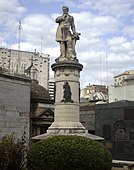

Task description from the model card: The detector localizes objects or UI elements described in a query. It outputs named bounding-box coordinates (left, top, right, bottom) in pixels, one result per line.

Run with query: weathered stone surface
left=95, top=101, right=134, bottom=160
left=55, top=6, right=80, bottom=61
left=0, top=74, right=30, bottom=141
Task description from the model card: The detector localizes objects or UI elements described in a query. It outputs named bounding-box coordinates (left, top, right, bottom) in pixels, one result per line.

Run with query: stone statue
left=55, top=6, right=80, bottom=61
left=61, top=81, right=74, bottom=103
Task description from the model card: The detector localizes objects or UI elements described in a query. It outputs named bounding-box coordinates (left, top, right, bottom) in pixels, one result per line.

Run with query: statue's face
left=62, top=7, right=68, bottom=14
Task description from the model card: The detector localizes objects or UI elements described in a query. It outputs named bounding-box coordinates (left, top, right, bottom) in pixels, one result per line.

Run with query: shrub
left=27, top=135, right=112, bottom=170
left=0, top=133, right=27, bottom=170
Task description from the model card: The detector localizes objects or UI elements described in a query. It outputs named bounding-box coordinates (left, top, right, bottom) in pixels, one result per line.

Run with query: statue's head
left=62, top=6, right=69, bottom=13
left=64, top=81, right=69, bottom=85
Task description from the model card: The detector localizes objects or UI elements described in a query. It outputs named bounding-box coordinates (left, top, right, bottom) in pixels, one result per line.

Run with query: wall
left=109, top=85, right=134, bottom=103
left=95, top=101, right=134, bottom=161
left=0, top=48, right=49, bottom=89
left=80, top=104, right=95, bottom=133
left=0, top=73, right=30, bottom=142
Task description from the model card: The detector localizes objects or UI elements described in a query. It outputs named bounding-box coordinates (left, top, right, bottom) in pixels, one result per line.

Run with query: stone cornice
left=51, top=61, right=83, bottom=72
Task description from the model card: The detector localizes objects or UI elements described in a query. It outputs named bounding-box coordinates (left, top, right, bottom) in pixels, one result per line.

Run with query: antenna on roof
left=40, top=36, right=43, bottom=54
left=99, top=54, right=102, bottom=85
left=106, top=52, right=108, bottom=87
left=18, top=21, right=22, bottom=51
left=17, top=21, right=23, bottom=73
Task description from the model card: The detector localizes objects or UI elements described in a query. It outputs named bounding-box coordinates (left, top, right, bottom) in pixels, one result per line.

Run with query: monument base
left=31, top=131, right=104, bottom=141
left=31, top=60, right=104, bottom=141
left=47, top=121, right=86, bottom=134
left=32, top=120, right=104, bottom=141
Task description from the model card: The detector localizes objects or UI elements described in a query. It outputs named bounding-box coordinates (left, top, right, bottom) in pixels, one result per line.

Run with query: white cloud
left=0, top=0, right=134, bottom=88
left=39, top=0, right=62, bottom=3
left=123, top=25, right=134, bottom=38
left=0, top=0, right=25, bottom=14
left=0, top=0, right=25, bottom=44
left=78, top=0, right=134, bottom=18
left=108, top=37, right=127, bottom=45
left=109, top=40, right=134, bottom=54
left=19, top=14, right=56, bottom=49
left=72, top=12, right=119, bottom=39
left=11, top=42, right=39, bottom=52
left=93, top=16, right=119, bottom=33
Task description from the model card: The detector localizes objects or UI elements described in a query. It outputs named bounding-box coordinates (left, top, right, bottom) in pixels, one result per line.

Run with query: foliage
left=0, top=133, right=27, bottom=170
left=27, top=135, right=112, bottom=170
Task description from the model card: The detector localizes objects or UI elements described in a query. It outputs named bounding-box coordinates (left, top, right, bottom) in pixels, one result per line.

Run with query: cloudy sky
left=0, top=0, right=134, bottom=88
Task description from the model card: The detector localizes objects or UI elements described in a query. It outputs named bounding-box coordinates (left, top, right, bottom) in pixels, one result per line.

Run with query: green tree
left=0, top=133, right=27, bottom=170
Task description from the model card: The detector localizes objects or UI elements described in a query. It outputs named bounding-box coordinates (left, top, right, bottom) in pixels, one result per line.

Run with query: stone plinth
left=32, top=60, right=104, bottom=141
left=47, top=61, right=86, bottom=134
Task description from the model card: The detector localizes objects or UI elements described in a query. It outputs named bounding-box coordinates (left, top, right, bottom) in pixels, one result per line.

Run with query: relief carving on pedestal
left=61, top=81, right=74, bottom=103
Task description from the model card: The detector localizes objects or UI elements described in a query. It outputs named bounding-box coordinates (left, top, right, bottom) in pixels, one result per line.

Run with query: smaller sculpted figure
left=55, top=6, right=80, bottom=61
left=115, top=121, right=127, bottom=140
left=61, top=81, right=74, bottom=103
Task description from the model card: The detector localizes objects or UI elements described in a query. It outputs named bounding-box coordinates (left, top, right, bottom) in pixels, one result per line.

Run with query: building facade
left=114, top=70, right=134, bottom=86
left=30, top=80, right=54, bottom=137
left=109, top=85, right=134, bottom=103
left=95, top=101, right=134, bottom=161
left=80, top=103, right=95, bottom=134
left=48, top=79, right=55, bottom=100
left=0, top=73, right=30, bottom=142
left=0, top=73, right=54, bottom=141
left=109, top=70, right=134, bottom=103
left=81, top=84, right=108, bottom=101
left=0, top=48, right=50, bottom=89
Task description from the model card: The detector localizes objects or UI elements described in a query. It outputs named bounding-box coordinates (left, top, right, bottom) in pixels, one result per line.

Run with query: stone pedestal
left=32, top=60, right=104, bottom=140
left=47, top=61, right=86, bottom=134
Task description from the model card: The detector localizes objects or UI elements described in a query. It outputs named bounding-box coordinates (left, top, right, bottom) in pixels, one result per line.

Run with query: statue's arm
left=55, top=16, right=64, bottom=23
left=71, top=16, right=81, bottom=40
left=71, top=16, right=76, bottom=34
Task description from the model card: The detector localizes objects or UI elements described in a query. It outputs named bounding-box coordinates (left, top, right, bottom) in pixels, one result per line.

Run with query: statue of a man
left=55, top=6, right=80, bottom=61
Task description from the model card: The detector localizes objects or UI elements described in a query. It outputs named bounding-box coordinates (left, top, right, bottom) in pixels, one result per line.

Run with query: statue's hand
left=63, top=14, right=67, bottom=20
left=73, top=32, right=81, bottom=40
left=74, top=32, right=81, bottom=36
